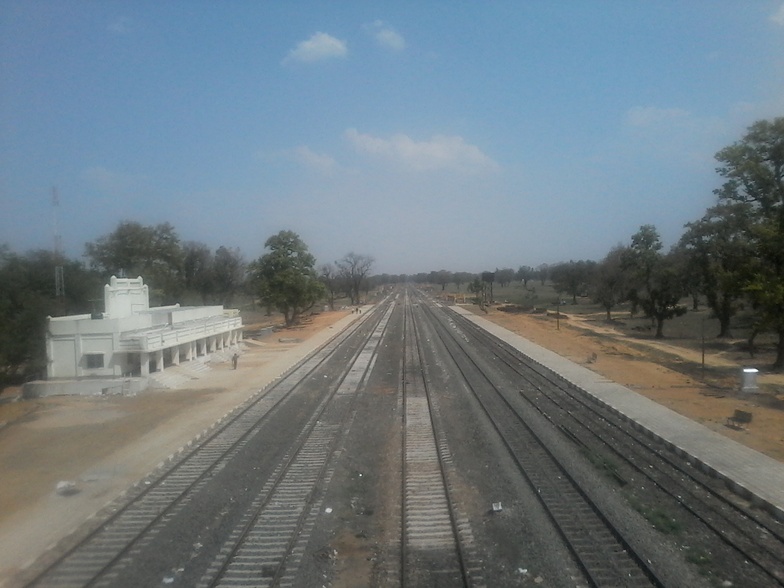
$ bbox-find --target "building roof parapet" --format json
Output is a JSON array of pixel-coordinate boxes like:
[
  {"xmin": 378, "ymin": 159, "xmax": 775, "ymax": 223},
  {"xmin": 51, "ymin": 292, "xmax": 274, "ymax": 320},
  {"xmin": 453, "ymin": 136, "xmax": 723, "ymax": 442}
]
[
  {"xmin": 105, "ymin": 275, "xmax": 149, "ymax": 318},
  {"xmin": 118, "ymin": 315, "xmax": 242, "ymax": 351}
]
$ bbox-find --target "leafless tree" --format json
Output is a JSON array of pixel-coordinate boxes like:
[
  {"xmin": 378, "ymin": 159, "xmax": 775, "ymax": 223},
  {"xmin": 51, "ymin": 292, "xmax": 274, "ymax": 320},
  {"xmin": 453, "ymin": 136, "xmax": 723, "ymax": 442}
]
[
  {"xmin": 337, "ymin": 252, "xmax": 374, "ymax": 305},
  {"xmin": 319, "ymin": 263, "xmax": 339, "ymax": 310}
]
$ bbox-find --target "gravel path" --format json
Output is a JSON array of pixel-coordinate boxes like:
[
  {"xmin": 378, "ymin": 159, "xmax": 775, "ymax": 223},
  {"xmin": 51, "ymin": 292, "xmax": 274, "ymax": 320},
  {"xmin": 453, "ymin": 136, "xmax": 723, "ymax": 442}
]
[
  {"xmin": 0, "ymin": 311, "xmax": 356, "ymax": 585},
  {"xmin": 2, "ymin": 299, "xmax": 783, "ymax": 587}
]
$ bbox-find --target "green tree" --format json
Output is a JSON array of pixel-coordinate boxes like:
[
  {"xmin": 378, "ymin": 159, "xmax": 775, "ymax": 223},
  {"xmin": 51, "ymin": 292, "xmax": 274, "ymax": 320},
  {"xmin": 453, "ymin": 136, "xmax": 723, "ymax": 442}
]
[
  {"xmin": 182, "ymin": 241, "xmax": 214, "ymax": 303},
  {"xmin": 0, "ymin": 248, "xmax": 101, "ymax": 387},
  {"xmin": 181, "ymin": 243, "xmax": 246, "ymax": 306},
  {"xmin": 452, "ymin": 271, "xmax": 474, "ymax": 292},
  {"xmin": 673, "ymin": 244, "xmax": 703, "ymax": 312},
  {"xmin": 434, "ymin": 269, "xmax": 452, "ymax": 291},
  {"xmin": 495, "ymin": 267, "xmax": 516, "ymax": 287},
  {"xmin": 481, "ymin": 271, "xmax": 495, "ymax": 303},
  {"xmin": 714, "ymin": 118, "xmax": 784, "ymax": 368},
  {"xmin": 678, "ymin": 201, "xmax": 753, "ymax": 337},
  {"xmin": 251, "ymin": 231, "xmax": 324, "ymax": 326},
  {"xmin": 516, "ymin": 265, "xmax": 535, "ymax": 287},
  {"xmin": 623, "ymin": 225, "xmax": 687, "ymax": 338},
  {"xmin": 550, "ymin": 260, "xmax": 596, "ymax": 304},
  {"xmin": 536, "ymin": 263, "xmax": 550, "ymax": 286},
  {"xmin": 591, "ymin": 246, "xmax": 629, "ymax": 321},
  {"xmin": 468, "ymin": 277, "xmax": 488, "ymax": 308},
  {"xmin": 319, "ymin": 263, "xmax": 339, "ymax": 310},
  {"xmin": 212, "ymin": 246, "xmax": 245, "ymax": 306},
  {"xmin": 84, "ymin": 221, "xmax": 184, "ymax": 304}
]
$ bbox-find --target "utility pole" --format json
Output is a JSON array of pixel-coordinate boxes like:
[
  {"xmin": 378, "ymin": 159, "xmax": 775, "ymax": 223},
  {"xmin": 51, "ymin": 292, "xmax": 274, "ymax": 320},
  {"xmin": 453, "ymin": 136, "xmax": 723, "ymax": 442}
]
[{"xmin": 52, "ymin": 187, "xmax": 65, "ymax": 307}]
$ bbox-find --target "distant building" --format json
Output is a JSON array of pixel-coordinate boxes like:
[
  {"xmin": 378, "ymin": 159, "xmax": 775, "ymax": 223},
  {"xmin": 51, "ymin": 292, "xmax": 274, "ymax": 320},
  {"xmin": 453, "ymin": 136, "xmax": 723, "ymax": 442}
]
[{"xmin": 25, "ymin": 276, "xmax": 243, "ymax": 397}]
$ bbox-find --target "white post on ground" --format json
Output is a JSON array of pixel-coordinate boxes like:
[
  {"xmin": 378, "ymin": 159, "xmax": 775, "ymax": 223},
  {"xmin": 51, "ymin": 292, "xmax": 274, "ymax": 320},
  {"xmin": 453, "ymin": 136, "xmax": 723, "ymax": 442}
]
[{"xmin": 741, "ymin": 368, "xmax": 759, "ymax": 393}]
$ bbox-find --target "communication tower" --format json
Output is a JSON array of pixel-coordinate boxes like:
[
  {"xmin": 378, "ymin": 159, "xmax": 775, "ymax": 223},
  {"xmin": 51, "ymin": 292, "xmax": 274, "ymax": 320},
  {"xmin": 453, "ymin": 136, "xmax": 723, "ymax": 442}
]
[{"xmin": 52, "ymin": 187, "xmax": 65, "ymax": 299}]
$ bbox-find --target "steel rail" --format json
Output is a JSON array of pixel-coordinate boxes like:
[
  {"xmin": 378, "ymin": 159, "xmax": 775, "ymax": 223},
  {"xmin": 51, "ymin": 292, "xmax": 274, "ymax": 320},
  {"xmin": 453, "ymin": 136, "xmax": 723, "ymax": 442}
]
[
  {"xmin": 400, "ymin": 292, "xmax": 475, "ymax": 587},
  {"xmin": 203, "ymin": 300, "xmax": 396, "ymax": 587},
  {"xmin": 400, "ymin": 292, "xmax": 410, "ymax": 586},
  {"xmin": 410, "ymin": 300, "xmax": 488, "ymax": 587},
  {"xmin": 415, "ymin": 292, "xmax": 661, "ymax": 587},
  {"xmin": 24, "ymin": 302, "xmax": 388, "ymax": 588},
  {"xmin": 440, "ymin": 301, "xmax": 784, "ymax": 586}
]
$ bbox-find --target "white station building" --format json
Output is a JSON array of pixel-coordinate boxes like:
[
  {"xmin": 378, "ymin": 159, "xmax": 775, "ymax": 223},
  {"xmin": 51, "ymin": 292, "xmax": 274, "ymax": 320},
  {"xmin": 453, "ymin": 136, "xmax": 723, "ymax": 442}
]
[{"xmin": 25, "ymin": 276, "xmax": 243, "ymax": 397}]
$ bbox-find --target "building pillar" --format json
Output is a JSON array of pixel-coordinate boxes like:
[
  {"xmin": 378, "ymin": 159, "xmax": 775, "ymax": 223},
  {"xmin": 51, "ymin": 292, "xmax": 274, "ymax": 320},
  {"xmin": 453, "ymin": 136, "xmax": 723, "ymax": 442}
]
[
  {"xmin": 140, "ymin": 352, "xmax": 150, "ymax": 377},
  {"xmin": 74, "ymin": 333, "xmax": 84, "ymax": 377},
  {"xmin": 154, "ymin": 350, "xmax": 164, "ymax": 372},
  {"xmin": 46, "ymin": 331, "xmax": 55, "ymax": 379},
  {"xmin": 172, "ymin": 346, "xmax": 180, "ymax": 366}
]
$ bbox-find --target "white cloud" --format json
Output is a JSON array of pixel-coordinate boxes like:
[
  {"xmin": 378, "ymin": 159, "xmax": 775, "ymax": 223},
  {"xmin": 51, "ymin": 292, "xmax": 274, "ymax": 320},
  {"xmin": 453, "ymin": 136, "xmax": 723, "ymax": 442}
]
[
  {"xmin": 291, "ymin": 146, "xmax": 337, "ymax": 173},
  {"xmin": 624, "ymin": 106, "xmax": 690, "ymax": 127},
  {"xmin": 364, "ymin": 20, "xmax": 406, "ymax": 51},
  {"xmin": 107, "ymin": 17, "xmax": 132, "ymax": 35},
  {"xmin": 377, "ymin": 28, "xmax": 406, "ymax": 51},
  {"xmin": 81, "ymin": 166, "xmax": 140, "ymax": 193},
  {"xmin": 344, "ymin": 129, "xmax": 499, "ymax": 173},
  {"xmin": 770, "ymin": 2, "xmax": 784, "ymax": 26},
  {"xmin": 283, "ymin": 32, "xmax": 347, "ymax": 64}
]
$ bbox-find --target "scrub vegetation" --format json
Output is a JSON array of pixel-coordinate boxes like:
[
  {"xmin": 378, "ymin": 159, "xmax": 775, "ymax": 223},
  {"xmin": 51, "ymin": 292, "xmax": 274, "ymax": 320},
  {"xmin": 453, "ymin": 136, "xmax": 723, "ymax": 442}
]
[{"xmin": 2, "ymin": 118, "xmax": 783, "ymax": 390}]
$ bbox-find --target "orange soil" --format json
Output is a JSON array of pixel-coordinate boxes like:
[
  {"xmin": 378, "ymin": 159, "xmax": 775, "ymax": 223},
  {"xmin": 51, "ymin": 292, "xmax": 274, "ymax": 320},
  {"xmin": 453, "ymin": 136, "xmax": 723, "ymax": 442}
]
[{"xmin": 470, "ymin": 305, "xmax": 784, "ymax": 462}]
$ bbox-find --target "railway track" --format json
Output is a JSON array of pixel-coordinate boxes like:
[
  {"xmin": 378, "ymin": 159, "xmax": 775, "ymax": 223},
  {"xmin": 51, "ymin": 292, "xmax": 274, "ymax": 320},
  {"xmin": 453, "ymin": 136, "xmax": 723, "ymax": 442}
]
[
  {"xmin": 25, "ymin": 300, "xmax": 395, "ymax": 588},
  {"xmin": 399, "ymin": 291, "xmax": 484, "ymax": 587},
  {"xmin": 199, "ymin": 301, "xmax": 396, "ymax": 587},
  {"xmin": 22, "ymin": 285, "xmax": 783, "ymax": 586},
  {"xmin": 437, "ymin": 299, "xmax": 784, "ymax": 586},
  {"xmin": 411, "ymin": 292, "xmax": 661, "ymax": 587}
]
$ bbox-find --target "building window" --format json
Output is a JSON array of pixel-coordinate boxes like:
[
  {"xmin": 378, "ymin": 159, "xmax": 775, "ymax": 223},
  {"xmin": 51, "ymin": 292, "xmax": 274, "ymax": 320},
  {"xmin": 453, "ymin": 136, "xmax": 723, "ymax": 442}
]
[{"xmin": 85, "ymin": 353, "xmax": 104, "ymax": 369}]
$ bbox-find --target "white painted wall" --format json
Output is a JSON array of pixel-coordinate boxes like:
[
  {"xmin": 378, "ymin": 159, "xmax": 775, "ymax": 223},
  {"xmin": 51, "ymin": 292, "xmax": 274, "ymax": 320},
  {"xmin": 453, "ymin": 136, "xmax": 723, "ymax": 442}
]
[{"xmin": 45, "ymin": 276, "xmax": 242, "ymax": 380}]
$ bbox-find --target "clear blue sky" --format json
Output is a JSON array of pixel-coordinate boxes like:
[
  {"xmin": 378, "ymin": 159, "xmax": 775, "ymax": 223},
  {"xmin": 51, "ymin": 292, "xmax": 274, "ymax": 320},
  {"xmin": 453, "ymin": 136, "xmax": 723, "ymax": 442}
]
[{"xmin": 2, "ymin": 1, "xmax": 783, "ymax": 275}]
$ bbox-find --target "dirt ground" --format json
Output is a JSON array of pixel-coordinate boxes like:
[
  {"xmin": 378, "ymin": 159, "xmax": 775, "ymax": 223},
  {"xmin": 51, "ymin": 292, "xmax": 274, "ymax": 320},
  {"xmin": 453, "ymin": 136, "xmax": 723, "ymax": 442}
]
[
  {"xmin": 0, "ymin": 309, "xmax": 354, "ymax": 585},
  {"xmin": 473, "ymin": 305, "xmax": 784, "ymax": 462},
  {"xmin": 1, "ymin": 301, "xmax": 783, "ymax": 585}
]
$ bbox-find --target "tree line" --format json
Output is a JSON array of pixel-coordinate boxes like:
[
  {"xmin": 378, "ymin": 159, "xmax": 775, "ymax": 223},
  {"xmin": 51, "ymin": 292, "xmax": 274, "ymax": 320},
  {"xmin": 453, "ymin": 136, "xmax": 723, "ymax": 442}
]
[
  {"xmin": 0, "ymin": 225, "xmax": 374, "ymax": 388},
  {"xmin": 250, "ymin": 230, "xmax": 375, "ymax": 326},
  {"xmin": 562, "ymin": 117, "xmax": 784, "ymax": 369},
  {"xmin": 2, "ymin": 117, "xmax": 782, "ymax": 386},
  {"xmin": 401, "ymin": 118, "xmax": 784, "ymax": 369}
]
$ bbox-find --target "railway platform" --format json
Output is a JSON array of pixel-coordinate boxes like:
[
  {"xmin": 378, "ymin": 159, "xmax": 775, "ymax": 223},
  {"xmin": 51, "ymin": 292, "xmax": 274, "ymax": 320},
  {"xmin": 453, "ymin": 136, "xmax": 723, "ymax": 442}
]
[{"xmin": 452, "ymin": 305, "xmax": 784, "ymax": 521}]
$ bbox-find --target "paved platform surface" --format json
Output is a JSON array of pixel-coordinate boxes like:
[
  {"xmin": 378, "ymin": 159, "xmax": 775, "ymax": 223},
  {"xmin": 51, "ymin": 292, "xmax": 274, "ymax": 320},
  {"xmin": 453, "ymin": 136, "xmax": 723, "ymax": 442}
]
[{"xmin": 452, "ymin": 305, "xmax": 784, "ymax": 520}]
